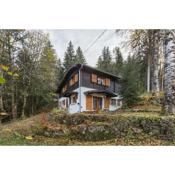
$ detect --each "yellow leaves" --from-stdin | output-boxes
[0,77,6,84]
[0,64,19,78]
[13,73,19,77]
[7,71,19,78]
[7,71,13,76]
[0,64,9,71]
[3,129,12,132]
[25,136,33,140]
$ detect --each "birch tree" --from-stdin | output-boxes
[163,30,175,114]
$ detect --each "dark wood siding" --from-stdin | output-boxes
[81,70,121,94]
[59,70,79,97]
[59,65,122,98]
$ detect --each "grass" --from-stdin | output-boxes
[0,105,175,145]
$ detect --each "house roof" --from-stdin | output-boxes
[84,90,118,97]
[56,64,121,93]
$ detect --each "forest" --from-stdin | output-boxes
[0,29,175,122]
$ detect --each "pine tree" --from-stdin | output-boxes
[113,47,123,75]
[75,46,86,64]
[63,41,75,71]
[97,46,112,73]
[56,58,64,83]
[121,55,141,106]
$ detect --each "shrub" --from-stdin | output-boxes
[51,108,67,115]
[140,92,164,106]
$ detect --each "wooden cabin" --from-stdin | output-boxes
[56,64,122,113]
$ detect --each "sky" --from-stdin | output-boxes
[46,29,130,66]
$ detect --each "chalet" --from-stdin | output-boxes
[56,64,123,113]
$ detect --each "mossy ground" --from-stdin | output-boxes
[0,107,175,145]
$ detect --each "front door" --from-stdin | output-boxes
[93,96,103,111]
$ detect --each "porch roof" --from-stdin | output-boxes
[84,90,117,97]
[63,91,78,97]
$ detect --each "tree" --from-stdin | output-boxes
[56,58,64,84]
[151,30,162,94]
[97,46,112,73]
[0,30,59,119]
[16,31,48,117]
[75,46,86,64]
[17,48,31,118]
[63,41,75,71]
[163,30,175,114]
[128,30,163,94]
[112,47,123,75]
[0,30,26,118]
[121,55,142,106]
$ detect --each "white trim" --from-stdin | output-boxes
[59,86,122,113]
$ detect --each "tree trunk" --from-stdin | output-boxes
[163,30,175,114]
[152,31,160,95]
[0,70,4,112]
[21,94,27,118]
[147,55,151,92]
[11,78,17,119]
[159,45,165,91]
[0,87,4,112]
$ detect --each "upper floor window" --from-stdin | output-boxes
[91,74,97,83]
[105,78,110,87]
[62,85,67,93]
[97,77,105,85]
[70,73,78,86]
[91,73,110,87]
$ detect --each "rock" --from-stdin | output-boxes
[88,125,106,133]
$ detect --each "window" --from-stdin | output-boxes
[74,74,78,82]
[70,73,78,86]
[91,74,97,83]
[97,77,105,85]
[62,100,65,106]
[62,85,67,93]
[93,96,103,110]
[105,78,110,87]
[70,94,77,104]
[111,99,116,106]
[117,99,122,106]
[91,74,110,87]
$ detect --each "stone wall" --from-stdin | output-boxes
[38,112,175,141]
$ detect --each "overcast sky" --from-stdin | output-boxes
[46,29,129,66]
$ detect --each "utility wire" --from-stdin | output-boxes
[84,30,107,53]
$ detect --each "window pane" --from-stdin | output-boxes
[93,97,97,110]
[111,99,116,105]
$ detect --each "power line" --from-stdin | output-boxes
[84,30,107,53]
